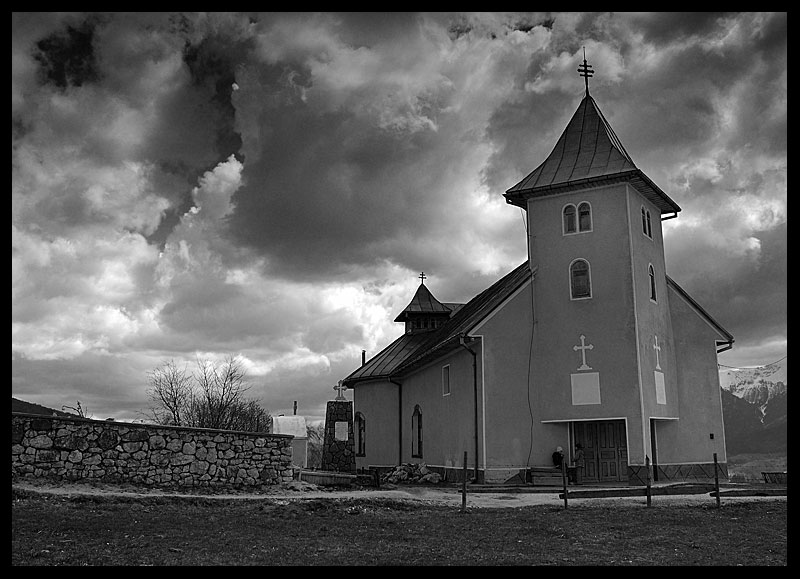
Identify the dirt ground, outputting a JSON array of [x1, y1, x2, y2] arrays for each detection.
[[11, 479, 786, 509]]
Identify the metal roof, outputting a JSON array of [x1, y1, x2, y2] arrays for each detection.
[[344, 262, 532, 386], [393, 282, 452, 322], [504, 94, 681, 214]]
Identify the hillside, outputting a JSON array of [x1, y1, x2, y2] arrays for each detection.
[[11, 397, 75, 418]]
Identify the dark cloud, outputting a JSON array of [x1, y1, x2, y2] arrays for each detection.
[[33, 16, 103, 89], [623, 12, 732, 45]]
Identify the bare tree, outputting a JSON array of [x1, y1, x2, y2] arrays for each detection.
[[143, 356, 271, 432], [62, 400, 91, 418], [144, 360, 193, 426]]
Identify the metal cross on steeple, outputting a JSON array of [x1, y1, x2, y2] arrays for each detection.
[[577, 47, 594, 95], [419, 272, 427, 284]]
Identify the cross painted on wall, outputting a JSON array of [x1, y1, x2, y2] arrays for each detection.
[[573, 334, 594, 371], [333, 380, 348, 401], [653, 335, 662, 370]]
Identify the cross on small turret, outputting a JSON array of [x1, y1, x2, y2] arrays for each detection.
[[333, 380, 348, 400], [419, 272, 426, 284]]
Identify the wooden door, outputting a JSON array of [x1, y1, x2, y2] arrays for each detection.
[[574, 420, 627, 483], [573, 422, 598, 482]]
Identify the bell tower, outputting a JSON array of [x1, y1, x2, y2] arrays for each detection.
[[503, 54, 683, 470]]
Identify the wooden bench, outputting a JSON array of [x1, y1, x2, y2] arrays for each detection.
[[761, 471, 787, 484]]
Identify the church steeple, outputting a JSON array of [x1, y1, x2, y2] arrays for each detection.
[[394, 273, 452, 333], [504, 57, 681, 216]]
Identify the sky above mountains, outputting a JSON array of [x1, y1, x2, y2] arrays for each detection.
[[12, 12, 786, 422]]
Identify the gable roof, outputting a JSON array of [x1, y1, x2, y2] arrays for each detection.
[[343, 262, 531, 386], [504, 94, 681, 215]]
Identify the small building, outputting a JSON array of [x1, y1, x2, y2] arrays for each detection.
[[341, 60, 733, 485], [271, 415, 308, 469]]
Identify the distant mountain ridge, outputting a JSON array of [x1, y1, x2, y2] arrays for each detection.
[[718, 357, 787, 454]]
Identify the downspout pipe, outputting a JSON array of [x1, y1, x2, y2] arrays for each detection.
[[388, 378, 403, 465], [459, 335, 479, 483]]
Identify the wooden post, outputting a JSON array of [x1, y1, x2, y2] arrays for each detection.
[[461, 451, 468, 513], [713, 452, 721, 508], [561, 458, 568, 509], [374, 468, 380, 489], [645, 455, 652, 507]]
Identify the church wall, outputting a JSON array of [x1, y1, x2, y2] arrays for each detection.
[[658, 284, 728, 467], [525, 184, 644, 461], [625, 185, 681, 461], [469, 279, 570, 481], [396, 347, 480, 473], [352, 380, 399, 470]]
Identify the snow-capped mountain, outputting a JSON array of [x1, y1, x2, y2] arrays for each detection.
[[719, 357, 786, 419], [718, 357, 787, 454]]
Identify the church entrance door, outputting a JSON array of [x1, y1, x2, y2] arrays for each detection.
[[573, 420, 628, 483]]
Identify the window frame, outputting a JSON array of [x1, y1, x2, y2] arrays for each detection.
[[569, 258, 592, 300], [562, 204, 577, 235], [354, 412, 366, 457], [577, 201, 593, 232], [442, 364, 451, 397], [563, 202, 593, 235], [411, 405, 423, 458], [642, 206, 652, 239], [648, 263, 657, 303]]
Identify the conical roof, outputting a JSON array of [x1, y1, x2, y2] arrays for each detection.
[[504, 94, 680, 214], [393, 282, 451, 322]]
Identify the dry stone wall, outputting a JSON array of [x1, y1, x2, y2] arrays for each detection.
[[11, 413, 295, 489]]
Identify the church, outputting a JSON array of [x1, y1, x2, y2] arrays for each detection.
[[341, 58, 734, 485]]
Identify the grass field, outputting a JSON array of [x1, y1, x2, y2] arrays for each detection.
[[12, 489, 786, 566], [727, 452, 788, 482]]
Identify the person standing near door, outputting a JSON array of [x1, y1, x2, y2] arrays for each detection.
[[573, 443, 585, 485]]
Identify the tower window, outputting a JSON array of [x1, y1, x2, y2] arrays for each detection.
[[354, 412, 366, 457], [442, 365, 450, 396], [570, 259, 592, 299], [563, 204, 577, 234], [412, 405, 423, 458], [642, 206, 652, 239], [578, 202, 592, 232], [649, 264, 657, 302]]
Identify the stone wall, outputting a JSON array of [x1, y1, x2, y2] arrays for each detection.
[[11, 413, 295, 489]]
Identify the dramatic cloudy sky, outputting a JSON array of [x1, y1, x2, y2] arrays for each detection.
[[12, 12, 787, 423]]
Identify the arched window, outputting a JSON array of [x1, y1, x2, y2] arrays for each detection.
[[354, 412, 366, 457], [570, 259, 592, 299], [578, 202, 592, 232], [648, 264, 657, 302], [641, 207, 647, 234], [411, 405, 423, 458], [646, 211, 652, 238], [563, 204, 577, 234]]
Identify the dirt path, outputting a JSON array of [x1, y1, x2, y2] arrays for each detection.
[[12, 479, 786, 509]]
